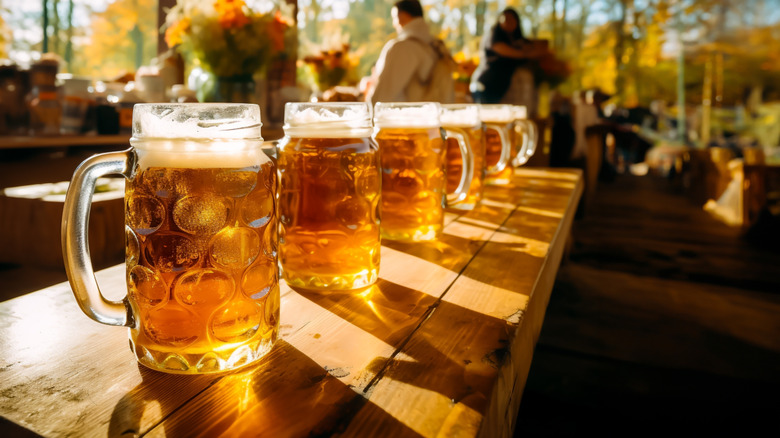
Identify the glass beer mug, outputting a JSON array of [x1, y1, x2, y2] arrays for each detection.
[[440, 104, 485, 210], [62, 104, 279, 374], [374, 102, 473, 241], [277, 102, 381, 290], [512, 105, 537, 167], [480, 104, 516, 185]]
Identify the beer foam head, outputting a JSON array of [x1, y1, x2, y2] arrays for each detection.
[[512, 105, 528, 120], [132, 103, 262, 140], [130, 104, 268, 169], [479, 104, 514, 123], [133, 139, 271, 169], [373, 102, 441, 128], [284, 102, 372, 138], [440, 104, 480, 128]]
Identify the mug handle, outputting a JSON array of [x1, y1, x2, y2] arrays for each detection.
[[485, 123, 511, 175], [444, 129, 474, 206], [524, 119, 538, 160], [61, 149, 136, 327], [512, 120, 534, 167]]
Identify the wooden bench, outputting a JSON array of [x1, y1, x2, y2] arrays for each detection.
[[0, 168, 583, 437], [0, 180, 125, 268]]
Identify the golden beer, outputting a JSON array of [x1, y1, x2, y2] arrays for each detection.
[[374, 102, 448, 241], [125, 156, 278, 373], [278, 103, 380, 290], [441, 104, 485, 209], [376, 126, 445, 241], [62, 104, 278, 374]]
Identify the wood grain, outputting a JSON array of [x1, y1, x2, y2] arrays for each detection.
[[0, 190, 124, 268], [0, 266, 220, 437], [0, 168, 582, 438]]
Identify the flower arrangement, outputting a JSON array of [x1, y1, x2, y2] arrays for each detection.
[[164, 0, 294, 79], [301, 44, 360, 92], [452, 52, 479, 84]]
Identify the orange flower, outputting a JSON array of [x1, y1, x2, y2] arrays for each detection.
[[165, 17, 191, 48], [214, 0, 250, 29], [269, 10, 291, 52], [274, 10, 293, 27]]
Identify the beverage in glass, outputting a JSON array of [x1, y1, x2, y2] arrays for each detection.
[[375, 102, 473, 241], [278, 102, 381, 290], [62, 103, 278, 374]]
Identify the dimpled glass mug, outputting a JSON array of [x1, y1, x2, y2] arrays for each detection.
[[62, 104, 279, 374], [277, 102, 381, 291], [374, 102, 474, 241]]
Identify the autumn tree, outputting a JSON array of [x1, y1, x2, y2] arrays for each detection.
[[0, 9, 9, 59], [74, 0, 157, 79], [292, 0, 780, 110]]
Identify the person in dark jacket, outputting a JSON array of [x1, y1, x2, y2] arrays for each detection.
[[471, 8, 543, 104]]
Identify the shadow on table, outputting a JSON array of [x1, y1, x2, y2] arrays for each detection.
[[295, 278, 512, 416], [381, 232, 484, 271], [109, 340, 420, 437]]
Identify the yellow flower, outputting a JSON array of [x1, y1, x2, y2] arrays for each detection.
[[214, 0, 250, 29], [164, 17, 190, 48], [269, 10, 291, 52], [165, 0, 294, 77]]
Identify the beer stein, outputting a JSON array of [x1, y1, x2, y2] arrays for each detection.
[[512, 105, 537, 167], [277, 102, 381, 291], [440, 104, 485, 210], [374, 102, 474, 241], [480, 104, 515, 185], [62, 103, 279, 374]]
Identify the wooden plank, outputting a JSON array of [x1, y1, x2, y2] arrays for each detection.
[[146, 177, 540, 437], [0, 168, 582, 438], [0, 266, 220, 437], [0, 185, 124, 268], [340, 170, 582, 437]]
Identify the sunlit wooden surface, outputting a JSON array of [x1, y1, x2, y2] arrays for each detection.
[[0, 168, 582, 438]]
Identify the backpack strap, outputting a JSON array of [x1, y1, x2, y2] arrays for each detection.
[[405, 37, 457, 82]]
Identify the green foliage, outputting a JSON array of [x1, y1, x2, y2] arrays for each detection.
[[296, 0, 780, 109]]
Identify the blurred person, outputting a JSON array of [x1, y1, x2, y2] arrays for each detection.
[[587, 88, 611, 118], [570, 90, 600, 170], [365, 0, 454, 104], [470, 8, 544, 105]]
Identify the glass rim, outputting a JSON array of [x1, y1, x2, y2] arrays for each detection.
[[440, 103, 480, 128], [373, 101, 441, 127], [131, 103, 263, 141], [478, 103, 514, 123], [512, 105, 529, 120], [284, 101, 373, 138]]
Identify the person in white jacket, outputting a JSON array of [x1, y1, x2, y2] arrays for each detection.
[[366, 0, 437, 104]]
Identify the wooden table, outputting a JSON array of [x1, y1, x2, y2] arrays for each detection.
[[0, 168, 583, 438]]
